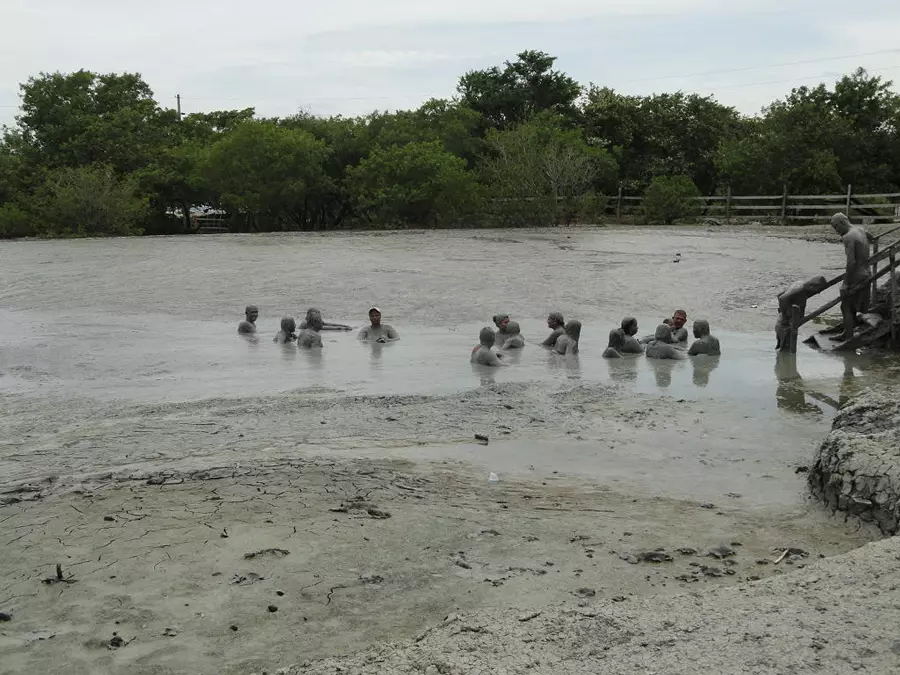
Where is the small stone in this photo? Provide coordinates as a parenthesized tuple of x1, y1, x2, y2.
(638, 550, 673, 563)
(707, 545, 736, 559)
(230, 625, 239, 632)
(103, 516, 115, 522)
(575, 588, 596, 598)
(267, 605, 278, 613)
(425, 666, 439, 675)
(0, 612, 12, 622)
(108, 635, 125, 649)
(276, 590, 285, 596)
(676, 547, 698, 555)
(699, 502, 715, 509)
(163, 627, 179, 637)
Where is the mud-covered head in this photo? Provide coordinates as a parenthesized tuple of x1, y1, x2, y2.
(692, 319, 710, 338)
(492, 314, 510, 329)
(803, 275, 828, 295)
(305, 308, 324, 331)
(671, 310, 687, 329)
(607, 327, 624, 350)
(280, 316, 296, 334)
(505, 321, 521, 335)
(621, 317, 638, 336)
(831, 212, 851, 235)
(245, 305, 259, 322)
(564, 320, 582, 341)
(654, 324, 673, 342)
(547, 312, 565, 329)
(479, 326, 496, 347)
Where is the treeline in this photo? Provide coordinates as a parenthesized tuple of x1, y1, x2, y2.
(1, 51, 899, 238)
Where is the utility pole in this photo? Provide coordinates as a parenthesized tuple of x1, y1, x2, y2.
(176, 93, 182, 119)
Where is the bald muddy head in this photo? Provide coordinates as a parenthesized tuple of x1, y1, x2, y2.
(803, 275, 829, 295)
(564, 320, 582, 341)
(621, 317, 638, 336)
(505, 321, 521, 335)
(493, 314, 510, 329)
(831, 212, 851, 236)
(548, 312, 565, 329)
(245, 305, 259, 322)
(655, 324, 673, 342)
(479, 327, 496, 347)
(672, 310, 687, 329)
(693, 319, 710, 339)
(280, 316, 296, 334)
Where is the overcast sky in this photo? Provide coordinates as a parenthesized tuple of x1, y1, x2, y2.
(2, 0, 900, 125)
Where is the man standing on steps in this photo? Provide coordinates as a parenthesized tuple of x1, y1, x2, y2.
(830, 212, 872, 342)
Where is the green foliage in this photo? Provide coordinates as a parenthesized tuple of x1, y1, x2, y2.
(1, 58, 900, 239)
(199, 121, 329, 230)
(346, 141, 481, 227)
(458, 51, 581, 129)
(32, 165, 149, 237)
(480, 114, 618, 225)
(642, 176, 701, 225)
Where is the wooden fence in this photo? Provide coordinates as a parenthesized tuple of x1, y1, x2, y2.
(609, 185, 900, 225)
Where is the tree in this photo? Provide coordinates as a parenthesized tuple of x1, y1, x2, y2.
(199, 121, 330, 230)
(32, 165, 149, 237)
(480, 114, 618, 225)
(458, 51, 581, 129)
(346, 141, 481, 227)
(642, 176, 701, 224)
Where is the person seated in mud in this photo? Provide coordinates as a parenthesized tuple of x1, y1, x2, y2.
(357, 307, 399, 343)
(238, 305, 259, 334)
(605, 317, 644, 358)
(774, 275, 828, 351)
(553, 320, 582, 356)
(645, 324, 685, 360)
(297, 312, 324, 349)
(299, 308, 352, 332)
(273, 316, 297, 344)
(499, 321, 525, 349)
(471, 327, 505, 366)
(664, 310, 689, 343)
(688, 319, 721, 356)
(541, 312, 566, 348)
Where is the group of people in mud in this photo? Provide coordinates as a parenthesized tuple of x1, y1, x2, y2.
(601, 312, 721, 360)
(238, 306, 398, 346)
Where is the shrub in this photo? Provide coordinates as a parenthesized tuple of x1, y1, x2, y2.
(642, 175, 701, 224)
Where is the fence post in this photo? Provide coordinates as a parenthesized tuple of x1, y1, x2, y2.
(891, 251, 898, 348)
(725, 186, 732, 220)
(846, 184, 853, 220)
(781, 184, 788, 225)
(872, 240, 880, 303)
(789, 304, 802, 354)
(616, 186, 623, 222)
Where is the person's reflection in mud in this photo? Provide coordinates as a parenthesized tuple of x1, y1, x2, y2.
(691, 356, 720, 387)
(774, 353, 828, 415)
(278, 342, 298, 362)
(646, 358, 676, 389)
(604, 355, 639, 384)
(472, 364, 498, 386)
(838, 353, 864, 406)
(300, 346, 325, 372)
(240, 333, 260, 348)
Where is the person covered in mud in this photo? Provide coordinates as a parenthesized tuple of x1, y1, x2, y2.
(492, 314, 525, 349)
(299, 308, 352, 332)
(357, 307, 399, 343)
(297, 311, 324, 348)
(471, 327, 505, 366)
(553, 320, 581, 356)
(603, 317, 643, 358)
(238, 305, 259, 334)
(774, 275, 828, 351)
(688, 319, 721, 356)
(499, 321, 525, 349)
(664, 310, 689, 343)
(645, 324, 685, 360)
(541, 312, 566, 348)
(830, 213, 872, 342)
(273, 317, 297, 344)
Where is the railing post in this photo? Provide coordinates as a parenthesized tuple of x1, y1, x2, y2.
(781, 184, 788, 225)
(616, 186, 623, 222)
(846, 184, 853, 220)
(872, 239, 880, 305)
(725, 185, 732, 220)
(789, 304, 802, 354)
(891, 251, 898, 348)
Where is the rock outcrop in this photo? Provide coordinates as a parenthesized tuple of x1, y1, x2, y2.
(809, 389, 900, 534)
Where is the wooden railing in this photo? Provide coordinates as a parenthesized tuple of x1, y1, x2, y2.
(786, 234, 900, 352)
